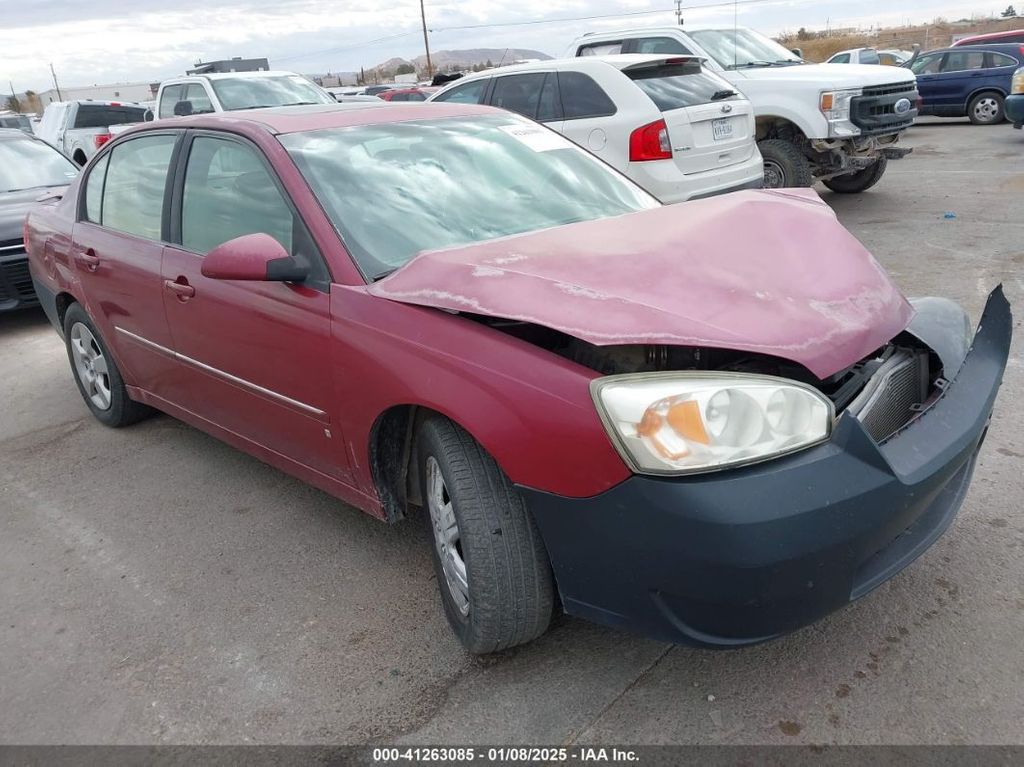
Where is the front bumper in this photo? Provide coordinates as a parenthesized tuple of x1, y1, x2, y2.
(0, 252, 38, 312)
(521, 287, 1011, 647)
(1006, 94, 1024, 128)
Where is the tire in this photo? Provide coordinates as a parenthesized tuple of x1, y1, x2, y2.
(758, 139, 814, 189)
(967, 92, 1005, 125)
(822, 155, 889, 194)
(63, 303, 152, 427)
(417, 416, 554, 654)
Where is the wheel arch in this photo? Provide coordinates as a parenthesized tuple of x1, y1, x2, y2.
(755, 114, 811, 143)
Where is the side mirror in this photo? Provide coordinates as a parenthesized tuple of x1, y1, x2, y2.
(143, 109, 155, 122)
(790, 47, 803, 58)
(201, 233, 309, 282)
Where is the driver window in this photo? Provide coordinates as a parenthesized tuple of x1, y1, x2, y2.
(911, 55, 941, 74)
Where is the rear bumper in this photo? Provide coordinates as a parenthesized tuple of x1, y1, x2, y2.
(636, 148, 764, 204)
(0, 253, 38, 312)
(521, 287, 1011, 647)
(1006, 94, 1024, 128)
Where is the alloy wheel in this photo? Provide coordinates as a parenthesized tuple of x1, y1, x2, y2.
(426, 456, 470, 616)
(69, 322, 112, 410)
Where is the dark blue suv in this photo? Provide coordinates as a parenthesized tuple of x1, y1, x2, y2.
(908, 44, 1024, 124)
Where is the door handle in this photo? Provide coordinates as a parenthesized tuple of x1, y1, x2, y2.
(75, 248, 100, 271)
(164, 278, 195, 301)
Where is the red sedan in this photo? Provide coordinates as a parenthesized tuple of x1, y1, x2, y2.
(376, 88, 429, 102)
(25, 103, 1009, 653)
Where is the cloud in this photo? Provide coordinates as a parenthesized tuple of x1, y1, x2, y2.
(3, 0, 1001, 91)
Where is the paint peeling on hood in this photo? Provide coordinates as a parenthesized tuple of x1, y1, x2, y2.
(368, 189, 914, 379)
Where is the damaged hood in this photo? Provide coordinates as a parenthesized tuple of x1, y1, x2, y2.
(368, 189, 913, 379)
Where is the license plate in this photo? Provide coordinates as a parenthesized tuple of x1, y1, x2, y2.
(712, 118, 733, 141)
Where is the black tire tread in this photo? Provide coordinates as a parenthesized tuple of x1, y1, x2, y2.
(758, 139, 814, 188)
(822, 155, 889, 194)
(419, 416, 554, 654)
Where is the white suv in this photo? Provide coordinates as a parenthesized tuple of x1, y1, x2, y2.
(428, 56, 762, 203)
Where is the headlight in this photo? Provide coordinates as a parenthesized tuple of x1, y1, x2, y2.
(591, 373, 834, 475)
(819, 88, 862, 137)
(1012, 69, 1024, 95)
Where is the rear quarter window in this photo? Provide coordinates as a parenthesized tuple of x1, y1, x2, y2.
(990, 52, 1021, 68)
(627, 65, 738, 111)
(73, 104, 147, 128)
(557, 72, 616, 119)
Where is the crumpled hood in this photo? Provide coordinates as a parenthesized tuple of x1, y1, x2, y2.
(368, 189, 914, 379)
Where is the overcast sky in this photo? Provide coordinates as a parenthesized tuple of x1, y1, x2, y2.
(2, 0, 1008, 91)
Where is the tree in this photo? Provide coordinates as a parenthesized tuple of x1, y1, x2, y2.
(396, 63, 415, 75)
(1002, 5, 1017, 17)
(797, 27, 811, 40)
(485, 59, 494, 68)
(5, 94, 21, 112)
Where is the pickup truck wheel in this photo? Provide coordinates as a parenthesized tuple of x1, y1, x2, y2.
(63, 304, 152, 427)
(759, 139, 813, 188)
(418, 416, 554, 654)
(822, 155, 888, 194)
(967, 92, 1005, 125)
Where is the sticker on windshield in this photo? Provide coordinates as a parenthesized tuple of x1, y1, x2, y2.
(499, 124, 565, 152)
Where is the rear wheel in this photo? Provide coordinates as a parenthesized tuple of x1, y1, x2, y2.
(417, 416, 554, 654)
(759, 139, 814, 189)
(967, 92, 1005, 125)
(822, 155, 889, 194)
(63, 303, 151, 427)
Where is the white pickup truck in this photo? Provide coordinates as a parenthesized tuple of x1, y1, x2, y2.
(36, 101, 150, 165)
(567, 26, 920, 192)
(107, 71, 337, 142)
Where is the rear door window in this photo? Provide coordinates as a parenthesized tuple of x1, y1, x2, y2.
(183, 84, 215, 115)
(556, 72, 616, 119)
(578, 42, 623, 56)
(432, 78, 489, 104)
(941, 51, 985, 72)
(98, 133, 177, 240)
(626, 64, 738, 111)
(490, 73, 547, 118)
(73, 104, 147, 128)
(536, 74, 563, 121)
(859, 49, 880, 65)
(628, 37, 692, 55)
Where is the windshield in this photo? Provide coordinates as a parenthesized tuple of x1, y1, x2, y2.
(281, 115, 659, 279)
(689, 28, 803, 70)
(210, 75, 335, 110)
(0, 137, 79, 192)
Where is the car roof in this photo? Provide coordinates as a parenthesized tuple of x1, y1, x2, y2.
(166, 70, 313, 82)
(920, 43, 1024, 55)
(954, 29, 1024, 45)
(0, 127, 36, 141)
(127, 102, 503, 136)
(434, 54, 698, 85)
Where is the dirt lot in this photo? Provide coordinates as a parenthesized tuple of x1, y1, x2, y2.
(1, 117, 1022, 746)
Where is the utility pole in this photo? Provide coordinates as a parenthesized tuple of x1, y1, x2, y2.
(675, 0, 683, 25)
(420, 0, 433, 77)
(49, 63, 63, 101)
(8, 81, 17, 111)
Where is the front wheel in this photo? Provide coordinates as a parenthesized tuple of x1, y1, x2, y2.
(968, 92, 1005, 125)
(758, 139, 814, 189)
(822, 155, 889, 194)
(417, 416, 555, 654)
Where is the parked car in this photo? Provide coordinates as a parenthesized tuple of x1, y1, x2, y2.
(36, 100, 149, 165)
(907, 44, 1024, 124)
(377, 88, 429, 102)
(430, 56, 763, 202)
(952, 29, 1024, 46)
(0, 112, 34, 133)
(0, 128, 79, 311)
(154, 71, 336, 119)
(825, 48, 912, 66)
(363, 84, 402, 96)
(25, 104, 1010, 654)
(566, 26, 919, 192)
(1008, 66, 1024, 128)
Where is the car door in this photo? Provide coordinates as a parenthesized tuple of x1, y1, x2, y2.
(160, 131, 345, 481)
(933, 50, 987, 110)
(70, 131, 187, 403)
(910, 53, 945, 110)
